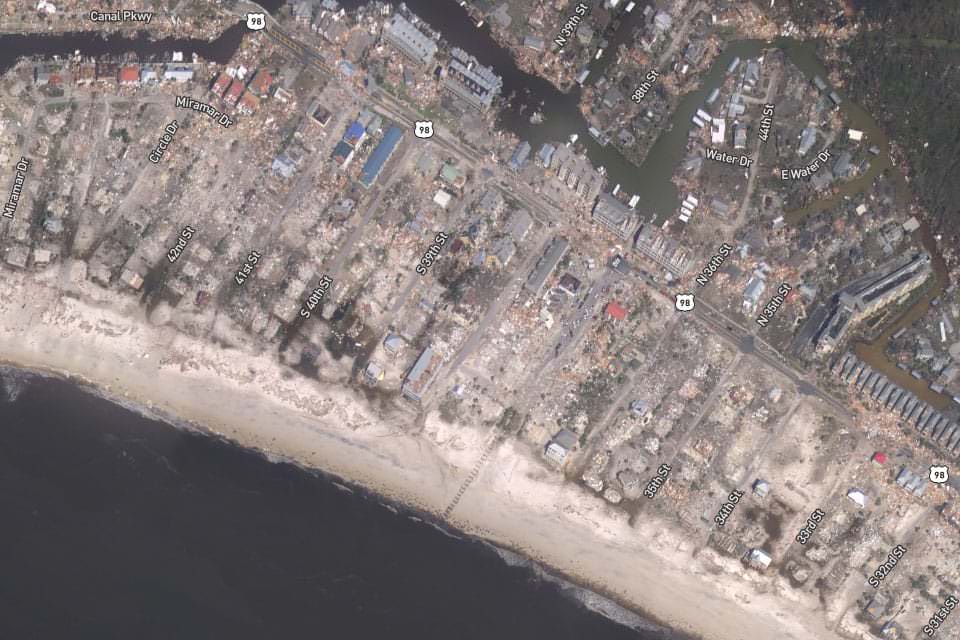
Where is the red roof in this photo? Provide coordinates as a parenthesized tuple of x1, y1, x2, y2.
(224, 80, 244, 104)
(605, 301, 628, 321)
(211, 71, 231, 96)
(250, 69, 273, 97)
(118, 64, 139, 84)
(872, 452, 888, 464)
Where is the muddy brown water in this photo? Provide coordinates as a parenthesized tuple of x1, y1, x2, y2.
(782, 95, 952, 408)
(851, 221, 952, 410)
(8, 1, 948, 407)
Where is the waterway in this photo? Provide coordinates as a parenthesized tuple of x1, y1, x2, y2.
(587, 4, 651, 84)
(764, 45, 952, 408)
(0, 1, 940, 260)
(0, 23, 248, 76)
(351, 2, 954, 405)
(323, 0, 665, 212)
(852, 220, 953, 410)
(0, 0, 945, 408)
(0, 11, 952, 634)
(0, 4, 885, 228)
(332, 0, 817, 219)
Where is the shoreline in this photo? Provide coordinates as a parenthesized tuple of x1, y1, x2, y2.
(1, 362, 679, 638)
(0, 274, 844, 640)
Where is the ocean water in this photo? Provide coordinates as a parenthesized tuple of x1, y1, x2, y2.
(0, 371, 675, 640)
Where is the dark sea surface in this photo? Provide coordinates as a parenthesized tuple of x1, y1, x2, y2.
(0, 372, 672, 639)
(0, 4, 684, 637)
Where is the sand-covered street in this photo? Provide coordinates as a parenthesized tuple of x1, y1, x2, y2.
(0, 271, 847, 640)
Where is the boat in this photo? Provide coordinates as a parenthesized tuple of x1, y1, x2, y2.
(612, 184, 621, 196)
(476, 19, 484, 28)
(588, 126, 610, 146)
(625, 1, 636, 11)
(568, 133, 579, 144)
(595, 48, 604, 60)
(628, 195, 640, 208)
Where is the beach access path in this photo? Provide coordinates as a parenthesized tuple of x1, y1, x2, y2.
(0, 271, 846, 640)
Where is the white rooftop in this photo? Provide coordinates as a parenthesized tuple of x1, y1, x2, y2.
(433, 189, 453, 209)
(847, 488, 867, 507)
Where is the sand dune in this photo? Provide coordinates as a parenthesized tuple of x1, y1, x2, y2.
(0, 271, 844, 640)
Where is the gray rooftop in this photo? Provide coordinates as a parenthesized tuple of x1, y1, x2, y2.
(525, 236, 569, 294)
(383, 14, 438, 66)
(444, 47, 503, 109)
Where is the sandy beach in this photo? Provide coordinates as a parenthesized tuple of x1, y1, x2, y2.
(0, 269, 847, 640)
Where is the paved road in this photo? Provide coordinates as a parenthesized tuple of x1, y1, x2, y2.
(733, 66, 781, 227)
(692, 296, 851, 417)
(629, 269, 851, 418)
(261, 20, 856, 426)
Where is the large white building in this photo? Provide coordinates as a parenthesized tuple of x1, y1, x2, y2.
(592, 194, 635, 240)
(443, 48, 503, 111)
(382, 14, 438, 67)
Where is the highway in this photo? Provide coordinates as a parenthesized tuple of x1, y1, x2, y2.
(260, 23, 562, 230)
(627, 268, 852, 419)
(256, 20, 855, 422)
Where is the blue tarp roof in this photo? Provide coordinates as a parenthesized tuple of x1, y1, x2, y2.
(360, 127, 403, 187)
(344, 121, 366, 146)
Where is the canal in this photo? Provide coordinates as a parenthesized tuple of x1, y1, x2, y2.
(354, 1, 953, 408)
(0, 23, 248, 76)
(852, 221, 953, 410)
(4, 0, 951, 407)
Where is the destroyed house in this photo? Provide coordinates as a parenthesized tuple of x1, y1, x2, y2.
(249, 69, 273, 97)
(238, 91, 260, 115)
(224, 80, 245, 105)
(211, 71, 231, 96)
